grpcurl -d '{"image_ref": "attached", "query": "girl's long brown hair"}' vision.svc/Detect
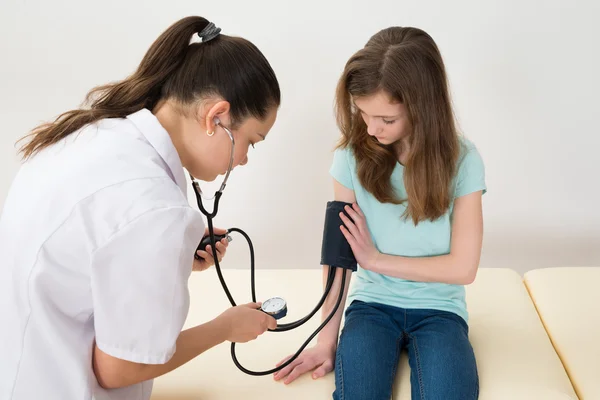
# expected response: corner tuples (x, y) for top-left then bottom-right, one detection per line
(335, 27), (460, 225)
(17, 16), (280, 159)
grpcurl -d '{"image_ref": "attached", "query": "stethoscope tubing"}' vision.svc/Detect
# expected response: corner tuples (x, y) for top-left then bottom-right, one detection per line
(190, 121), (346, 375)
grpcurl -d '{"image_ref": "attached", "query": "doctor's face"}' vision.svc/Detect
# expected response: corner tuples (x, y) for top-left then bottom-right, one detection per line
(189, 106), (278, 182)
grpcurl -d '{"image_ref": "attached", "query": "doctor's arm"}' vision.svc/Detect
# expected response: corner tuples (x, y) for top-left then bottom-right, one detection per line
(93, 318), (226, 388)
(93, 303), (275, 389)
(90, 206), (275, 390)
(340, 190), (484, 285)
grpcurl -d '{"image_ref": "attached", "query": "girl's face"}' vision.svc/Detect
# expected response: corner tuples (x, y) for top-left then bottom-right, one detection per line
(353, 90), (411, 146)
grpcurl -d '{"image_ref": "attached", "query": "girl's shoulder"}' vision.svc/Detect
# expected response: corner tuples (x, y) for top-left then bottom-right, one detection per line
(454, 135), (486, 197)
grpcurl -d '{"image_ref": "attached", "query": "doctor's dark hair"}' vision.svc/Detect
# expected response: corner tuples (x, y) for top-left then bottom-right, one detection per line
(334, 27), (460, 224)
(18, 16), (280, 159)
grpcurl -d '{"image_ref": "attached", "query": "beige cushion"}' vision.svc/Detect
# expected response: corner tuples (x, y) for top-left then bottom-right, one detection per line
(525, 267), (600, 400)
(151, 268), (576, 400)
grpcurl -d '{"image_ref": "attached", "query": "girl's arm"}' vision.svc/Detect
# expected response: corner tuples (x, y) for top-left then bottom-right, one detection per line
(340, 190), (484, 285)
(272, 179), (354, 384)
(315, 179), (355, 349)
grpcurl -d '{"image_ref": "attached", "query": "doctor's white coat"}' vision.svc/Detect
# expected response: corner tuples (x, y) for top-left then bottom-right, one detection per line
(0, 108), (205, 400)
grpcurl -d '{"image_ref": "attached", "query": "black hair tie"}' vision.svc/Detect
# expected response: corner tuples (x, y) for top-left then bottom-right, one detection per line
(198, 22), (221, 42)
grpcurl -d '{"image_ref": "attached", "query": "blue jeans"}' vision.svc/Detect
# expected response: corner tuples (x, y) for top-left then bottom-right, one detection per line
(333, 300), (479, 400)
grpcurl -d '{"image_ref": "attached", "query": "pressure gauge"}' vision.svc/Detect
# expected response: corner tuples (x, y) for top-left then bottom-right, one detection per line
(260, 297), (287, 320)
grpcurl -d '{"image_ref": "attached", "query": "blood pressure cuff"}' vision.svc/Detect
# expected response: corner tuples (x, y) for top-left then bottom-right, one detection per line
(320, 201), (358, 271)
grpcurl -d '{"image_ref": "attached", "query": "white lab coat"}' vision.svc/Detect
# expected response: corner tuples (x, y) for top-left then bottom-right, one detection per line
(0, 109), (205, 400)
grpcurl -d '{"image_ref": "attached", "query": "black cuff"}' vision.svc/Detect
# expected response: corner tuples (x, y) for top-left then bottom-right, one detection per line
(320, 201), (357, 271)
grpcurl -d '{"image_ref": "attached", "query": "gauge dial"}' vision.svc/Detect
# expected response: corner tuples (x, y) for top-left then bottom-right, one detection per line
(262, 297), (286, 313)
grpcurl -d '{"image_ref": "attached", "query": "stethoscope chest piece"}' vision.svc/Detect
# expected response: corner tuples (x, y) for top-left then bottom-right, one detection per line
(260, 296), (287, 320)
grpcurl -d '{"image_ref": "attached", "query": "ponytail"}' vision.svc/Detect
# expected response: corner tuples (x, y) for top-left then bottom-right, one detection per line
(18, 16), (276, 160)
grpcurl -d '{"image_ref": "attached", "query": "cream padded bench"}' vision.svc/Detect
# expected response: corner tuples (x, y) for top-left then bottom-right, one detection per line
(525, 267), (600, 400)
(150, 268), (577, 399)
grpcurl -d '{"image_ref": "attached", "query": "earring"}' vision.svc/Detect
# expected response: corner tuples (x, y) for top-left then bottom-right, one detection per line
(206, 130), (214, 137)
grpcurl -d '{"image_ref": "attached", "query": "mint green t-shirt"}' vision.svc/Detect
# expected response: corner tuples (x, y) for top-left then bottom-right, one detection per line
(329, 137), (486, 322)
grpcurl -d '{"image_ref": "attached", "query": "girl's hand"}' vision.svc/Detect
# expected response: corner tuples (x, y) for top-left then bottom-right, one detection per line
(273, 342), (337, 384)
(339, 203), (380, 271)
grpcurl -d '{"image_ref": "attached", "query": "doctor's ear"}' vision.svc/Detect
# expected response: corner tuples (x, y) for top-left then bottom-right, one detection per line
(204, 100), (231, 134)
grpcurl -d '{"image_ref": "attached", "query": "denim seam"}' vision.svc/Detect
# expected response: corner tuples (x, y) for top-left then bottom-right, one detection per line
(337, 351), (344, 400)
(388, 334), (402, 400)
(408, 332), (425, 400)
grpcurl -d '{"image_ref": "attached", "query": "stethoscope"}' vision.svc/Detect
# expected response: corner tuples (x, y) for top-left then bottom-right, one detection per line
(190, 117), (348, 376)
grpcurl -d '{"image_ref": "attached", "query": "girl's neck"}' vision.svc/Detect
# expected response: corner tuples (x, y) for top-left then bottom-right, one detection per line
(394, 137), (411, 165)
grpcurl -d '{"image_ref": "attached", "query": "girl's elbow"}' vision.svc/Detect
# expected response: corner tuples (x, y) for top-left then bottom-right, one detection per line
(449, 260), (478, 285)
(459, 265), (478, 285)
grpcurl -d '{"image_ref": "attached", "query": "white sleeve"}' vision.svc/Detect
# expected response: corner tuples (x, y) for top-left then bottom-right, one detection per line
(91, 205), (204, 364)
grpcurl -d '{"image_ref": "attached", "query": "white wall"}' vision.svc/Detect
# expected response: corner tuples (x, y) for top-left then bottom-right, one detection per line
(1, 0), (599, 274)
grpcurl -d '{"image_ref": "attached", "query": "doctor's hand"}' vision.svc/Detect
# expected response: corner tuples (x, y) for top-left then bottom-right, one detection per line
(339, 203), (381, 271)
(193, 227), (229, 272)
(216, 302), (277, 343)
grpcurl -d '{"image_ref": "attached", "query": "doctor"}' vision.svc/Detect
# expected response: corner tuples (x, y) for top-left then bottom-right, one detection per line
(0, 16), (279, 400)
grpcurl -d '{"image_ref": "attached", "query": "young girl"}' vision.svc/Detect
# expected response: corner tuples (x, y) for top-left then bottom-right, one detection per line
(0, 16), (279, 400)
(274, 27), (485, 400)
